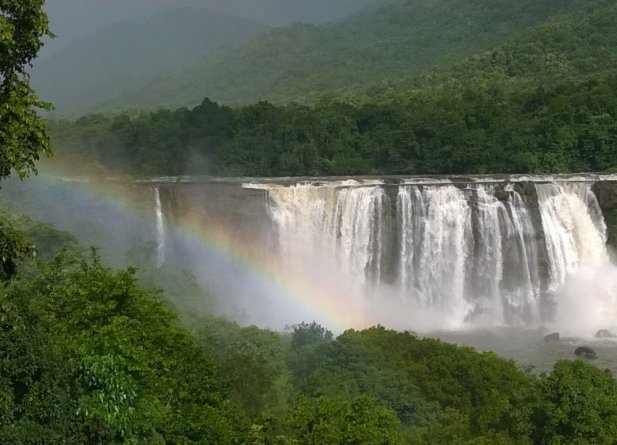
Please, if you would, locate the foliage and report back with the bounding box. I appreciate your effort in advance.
[124,240,216,323]
[2,222,617,444]
[47,0,617,179]
[290,321,333,349]
[0,0,52,180]
[51,71,617,177]
[0,217,33,281]
[0,205,77,258]
[532,360,617,444]
[0,250,247,443]
[4,0,617,441]
[194,317,291,419]
[280,395,404,445]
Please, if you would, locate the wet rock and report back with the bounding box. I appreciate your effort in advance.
[595,329,616,339]
[594,181,617,210]
[544,332,560,342]
[574,346,597,359]
[494,188,510,201]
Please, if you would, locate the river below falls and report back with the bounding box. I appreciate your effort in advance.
[428,327,617,374]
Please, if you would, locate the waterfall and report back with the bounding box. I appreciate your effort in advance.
[535,182,609,292]
[154,187,166,267]
[412,185,472,315]
[254,178,611,326]
[502,184,541,323]
[472,185,506,321]
[263,180,386,285]
[397,185,424,293]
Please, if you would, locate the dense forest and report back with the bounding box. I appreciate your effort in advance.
[50,0,617,177]
[51,73,617,176]
[2,210,617,444]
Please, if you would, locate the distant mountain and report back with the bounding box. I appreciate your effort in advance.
[32,7,268,115]
[105,0,580,111]
[185,0,387,26]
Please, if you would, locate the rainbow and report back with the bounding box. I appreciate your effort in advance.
[22,169,366,331]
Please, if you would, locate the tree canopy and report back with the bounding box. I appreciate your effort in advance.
[0,0,51,180]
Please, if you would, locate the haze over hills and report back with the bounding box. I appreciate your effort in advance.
[32,8,268,115]
[102,0,581,111]
[41,0,382,58]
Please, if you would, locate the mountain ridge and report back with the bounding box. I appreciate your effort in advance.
[102,0,581,111]
[32,7,268,115]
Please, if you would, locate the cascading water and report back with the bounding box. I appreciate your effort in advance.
[535,182,609,291]
[471,185,506,321]
[502,184,541,324]
[154,187,166,267]
[398,185,472,317]
[262,180,386,286]
[252,178,612,327]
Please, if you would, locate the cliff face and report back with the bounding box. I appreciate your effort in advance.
[594,181,617,249]
[150,175,617,251]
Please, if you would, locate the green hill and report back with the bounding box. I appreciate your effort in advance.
[368,0,617,100]
[32,7,268,115]
[48,0,617,178]
[104,0,579,110]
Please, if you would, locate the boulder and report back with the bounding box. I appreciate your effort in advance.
[544,332,560,342]
[595,329,616,339]
[574,346,597,359]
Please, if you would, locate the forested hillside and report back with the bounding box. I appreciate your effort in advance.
[103,0,577,110]
[32,7,267,114]
[371,0,617,99]
[49,0,617,177]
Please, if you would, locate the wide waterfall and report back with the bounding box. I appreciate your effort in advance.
[246,177,613,327]
[2,173,615,333]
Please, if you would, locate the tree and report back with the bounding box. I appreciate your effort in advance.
[533,360,617,444]
[0,216,33,280]
[282,395,404,444]
[0,1,51,280]
[0,0,52,180]
[290,321,333,350]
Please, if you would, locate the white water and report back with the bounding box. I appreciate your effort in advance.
[254,179,614,330]
[503,184,541,324]
[405,185,472,317]
[535,183,609,292]
[264,181,386,286]
[473,185,506,322]
[154,187,166,267]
